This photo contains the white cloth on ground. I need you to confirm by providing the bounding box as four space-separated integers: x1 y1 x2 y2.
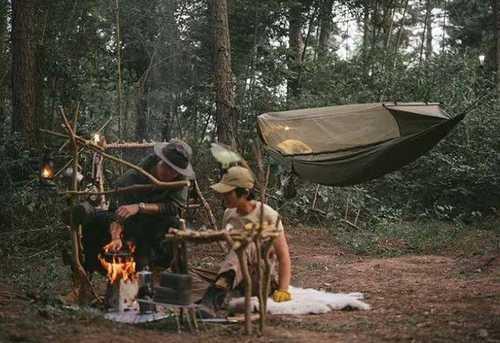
228 286 370 315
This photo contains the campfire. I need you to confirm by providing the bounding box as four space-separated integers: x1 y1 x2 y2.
98 241 137 284
98 241 139 312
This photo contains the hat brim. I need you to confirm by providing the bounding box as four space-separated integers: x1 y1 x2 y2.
154 143 195 179
210 182 236 194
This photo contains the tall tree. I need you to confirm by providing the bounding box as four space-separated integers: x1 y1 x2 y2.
419 0 432 64
0 0 7 134
211 0 238 146
493 0 500 102
425 1 433 60
394 0 409 55
361 1 370 60
287 1 306 100
11 0 37 147
121 0 161 141
317 0 335 60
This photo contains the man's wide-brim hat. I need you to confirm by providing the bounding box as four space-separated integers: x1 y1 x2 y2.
154 139 195 179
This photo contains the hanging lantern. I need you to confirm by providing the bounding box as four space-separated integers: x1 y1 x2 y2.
479 54 485 66
40 154 55 182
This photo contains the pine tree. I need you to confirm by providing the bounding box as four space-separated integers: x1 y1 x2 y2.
11 0 37 147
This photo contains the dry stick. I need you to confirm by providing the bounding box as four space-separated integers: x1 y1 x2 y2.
73 103 80 133
178 219 188 274
71 104 85 263
166 228 279 246
312 184 320 209
257 167 271 334
261 214 280 321
54 147 85 178
51 131 88 185
253 140 270 334
57 103 80 153
189 308 199 332
174 310 182 333
340 218 360 230
345 196 350 220
193 178 226 252
41 129 188 189
62 106 82 296
62 183 188 196
71 134 189 189
255 235 264 334
105 142 156 149
261 238 274 315
55 116 114 175
354 208 361 226
95 116 114 136
181 308 193 332
59 107 101 304
236 245 252 335
194 179 218 231
40 128 70 139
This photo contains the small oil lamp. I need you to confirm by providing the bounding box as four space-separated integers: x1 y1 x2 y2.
40 154 55 185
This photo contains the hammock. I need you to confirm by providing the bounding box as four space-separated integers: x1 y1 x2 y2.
257 103 465 186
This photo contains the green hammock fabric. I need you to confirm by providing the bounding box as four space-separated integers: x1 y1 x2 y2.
257 103 464 186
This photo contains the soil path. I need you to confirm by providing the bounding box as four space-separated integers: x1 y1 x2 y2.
1 227 499 342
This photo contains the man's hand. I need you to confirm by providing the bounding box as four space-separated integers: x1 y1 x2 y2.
272 289 292 302
109 221 124 240
115 204 140 223
104 238 123 252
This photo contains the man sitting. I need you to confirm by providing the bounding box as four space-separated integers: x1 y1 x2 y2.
80 139 195 273
198 166 292 316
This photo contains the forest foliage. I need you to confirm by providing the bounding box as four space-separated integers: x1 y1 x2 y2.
0 0 499 262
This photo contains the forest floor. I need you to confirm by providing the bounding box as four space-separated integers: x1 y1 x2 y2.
1 222 499 342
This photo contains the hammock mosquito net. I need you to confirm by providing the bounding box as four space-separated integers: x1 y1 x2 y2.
257 103 464 186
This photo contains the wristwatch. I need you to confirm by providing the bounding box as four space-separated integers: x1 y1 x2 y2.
138 202 146 213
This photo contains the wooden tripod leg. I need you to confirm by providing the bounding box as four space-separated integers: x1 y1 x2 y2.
236 245 252 335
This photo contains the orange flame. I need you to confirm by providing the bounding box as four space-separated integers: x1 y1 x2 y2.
41 166 53 179
98 241 137 284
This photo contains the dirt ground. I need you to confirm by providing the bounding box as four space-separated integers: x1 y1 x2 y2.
1 226 499 343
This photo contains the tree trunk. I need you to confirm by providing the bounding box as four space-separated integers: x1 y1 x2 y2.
211 0 238 147
287 1 305 101
380 0 392 49
419 0 431 64
383 1 395 50
362 2 371 76
0 0 7 135
394 0 409 55
11 0 37 147
164 0 180 140
317 0 334 60
493 0 500 102
425 0 433 60
115 0 124 137
135 82 147 141
371 0 380 50
362 2 370 60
